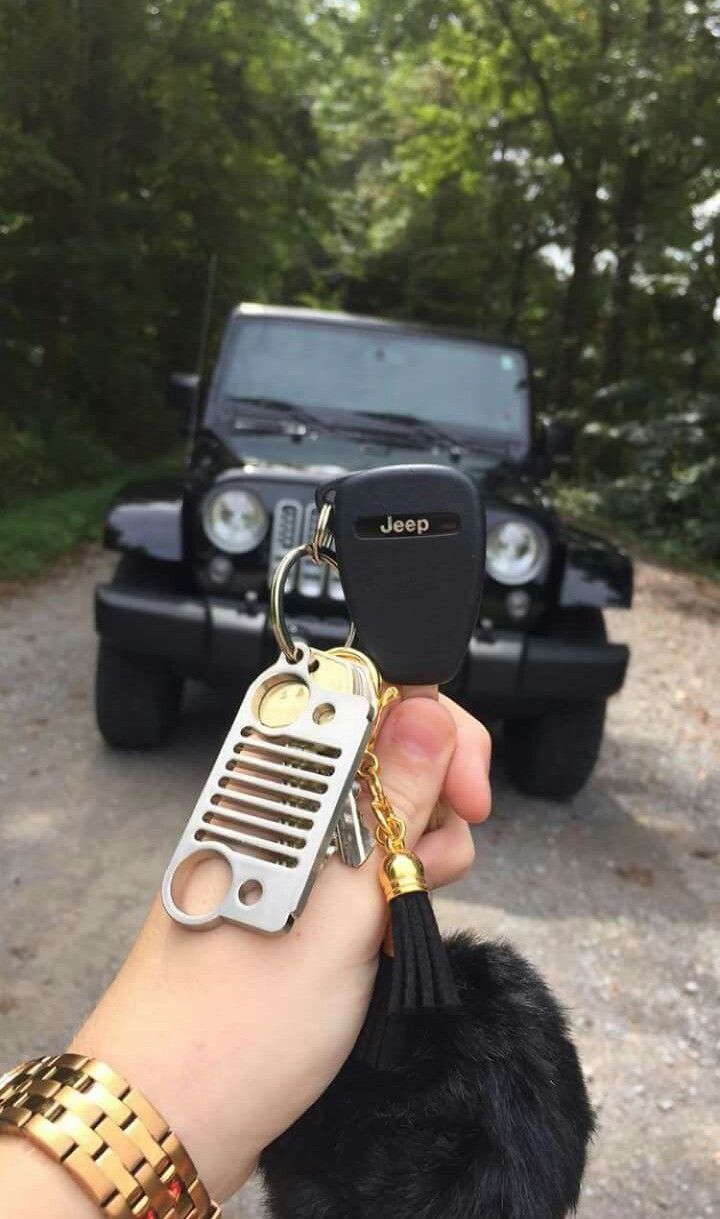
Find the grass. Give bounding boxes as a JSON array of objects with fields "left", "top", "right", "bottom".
[{"left": 0, "top": 457, "right": 182, "bottom": 582}]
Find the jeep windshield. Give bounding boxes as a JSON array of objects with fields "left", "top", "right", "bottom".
[{"left": 213, "top": 315, "right": 531, "bottom": 457}]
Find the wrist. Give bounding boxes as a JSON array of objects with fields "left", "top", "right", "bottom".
[
  {"left": 0, "top": 1137, "right": 100, "bottom": 1219},
  {"left": 69, "top": 897, "right": 262, "bottom": 1202},
  {"left": 1, "top": 1053, "right": 225, "bottom": 1218}
]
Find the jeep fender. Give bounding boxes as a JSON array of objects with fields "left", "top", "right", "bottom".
[
  {"left": 557, "top": 523, "right": 633, "bottom": 609},
  {"left": 103, "top": 478, "right": 186, "bottom": 563}
]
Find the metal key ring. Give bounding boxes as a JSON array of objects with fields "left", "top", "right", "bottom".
[
  {"left": 270, "top": 542, "right": 357, "bottom": 662},
  {"left": 309, "top": 501, "right": 334, "bottom": 564}
]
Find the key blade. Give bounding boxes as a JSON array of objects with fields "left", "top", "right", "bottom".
[{"left": 334, "top": 787, "right": 375, "bottom": 868}]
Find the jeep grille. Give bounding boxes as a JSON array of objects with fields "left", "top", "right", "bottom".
[{"left": 269, "top": 498, "right": 344, "bottom": 601}]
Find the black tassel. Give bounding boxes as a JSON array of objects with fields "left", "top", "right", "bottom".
[
  {"left": 261, "top": 934, "right": 595, "bottom": 1219},
  {"left": 353, "top": 852, "right": 459, "bottom": 1068}
]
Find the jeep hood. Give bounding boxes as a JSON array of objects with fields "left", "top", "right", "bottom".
[{"left": 214, "top": 431, "right": 553, "bottom": 521}]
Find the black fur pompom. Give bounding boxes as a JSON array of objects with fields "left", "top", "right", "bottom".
[{"left": 261, "top": 934, "right": 595, "bottom": 1219}]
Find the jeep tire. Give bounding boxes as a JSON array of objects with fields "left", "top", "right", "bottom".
[
  {"left": 503, "top": 608, "right": 607, "bottom": 800},
  {"left": 95, "top": 554, "right": 187, "bottom": 748},
  {"left": 96, "top": 642, "right": 183, "bottom": 749}
]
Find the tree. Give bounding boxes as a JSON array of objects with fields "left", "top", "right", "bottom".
[{"left": 0, "top": 0, "right": 326, "bottom": 453}]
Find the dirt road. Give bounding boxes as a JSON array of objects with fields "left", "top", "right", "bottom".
[{"left": 1, "top": 549, "right": 718, "bottom": 1217}]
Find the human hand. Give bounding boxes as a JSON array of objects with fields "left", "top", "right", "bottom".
[{"left": 70, "top": 692, "right": 491, "bottom": 1202}]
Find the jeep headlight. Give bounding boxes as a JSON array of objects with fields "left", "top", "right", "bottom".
[
  {"left": 201, "top": 486, "right": 268, "bottom": 554},
  {"left": 486, "top": 518, "right": 547, "bottom": 585}
]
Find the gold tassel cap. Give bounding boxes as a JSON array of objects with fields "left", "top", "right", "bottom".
[{"left": 380, "top": 851, "right": 428, "bottom": 901}]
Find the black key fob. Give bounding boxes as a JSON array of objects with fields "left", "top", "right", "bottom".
[{"left": 317, "top": 464, "right": 485, "bottom": 685}]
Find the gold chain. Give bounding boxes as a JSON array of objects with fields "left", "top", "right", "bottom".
[{"left": 358, "top": 684, "right": 408, "bottom": 854}]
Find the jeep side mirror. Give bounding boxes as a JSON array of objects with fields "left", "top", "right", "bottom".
[
  {"left": 167, "top": 372, "right": 200, "bottom": 416},
  {"left": 542, "top": 419, "right": 575, "bottom": 463}
]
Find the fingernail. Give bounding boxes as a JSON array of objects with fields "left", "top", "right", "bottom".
[{"left": 385, "top": 699, "right": 454, "bottom": 762}]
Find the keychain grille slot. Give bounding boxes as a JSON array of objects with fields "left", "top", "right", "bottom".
[
  {"left": 213, "top": 782, "right": 318, "bottom": 817},
  {"left": 218, "top": 775, "right": 320, "bottom": 813},
  {"left": 225, "top": 757, "right": 328, "bottom": 795},
  {"left": 239, "top": 726, "right": 342, "bottom": 760},
  {"left": 203, "top": 808, "right": 307, "bottom": 849},
  {"left": 233, "top": 740, "right": 334, "bottom": 776},
  {"left": 194, "top": 827, "right": 300, "bottom": 868}
]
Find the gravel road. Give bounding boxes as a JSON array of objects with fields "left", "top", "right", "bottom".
[{"left": 1, "top": 549, "right": 718, "bottom": 1217}]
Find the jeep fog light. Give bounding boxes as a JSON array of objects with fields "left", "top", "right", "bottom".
[
  {"left": 208, "top": 554, "right": 234, "bottom": 584},
  {"left": 486, "top": 518, "right": 547, "bottom": 585},
  {"left": 202, "top": 487, "right": 268, "bottom": 554},
  {"left": 506, "top": 589, "right": 531, "bottom": 620}
]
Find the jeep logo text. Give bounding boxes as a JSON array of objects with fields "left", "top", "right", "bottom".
[
  {"left": 354, "top": 512, "right": 460, "bottom": 539},
  {"left": 379, "top": 514, "right": 429, "bottom": 535}
]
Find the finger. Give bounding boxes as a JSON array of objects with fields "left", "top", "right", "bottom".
[
  {"left": 372, "top": 695, "right": 457, "bottom": 844},
  {"left": 399, "top": 684, "right": 438, "bottom": 702},
  {"left": 414, "top": 804, "right": 476, "bottom": 890},
  {"left": 399, "top": 687, "right": 443, "bottom": 828},
  {"left": 439, "top": 694, "right": 492, "bottom": 824}
]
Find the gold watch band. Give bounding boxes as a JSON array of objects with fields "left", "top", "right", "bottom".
[{"left": 0, "top": 1055, "right": 221, "bottom": 1219}]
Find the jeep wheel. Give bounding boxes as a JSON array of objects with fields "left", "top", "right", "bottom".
[
  {"left": 503, "top": 698, "right": 606, "bottom": 800},
  {"left": 95, "top": 642, "right": 183, "bottom": 749},
  {"left": 503, "top": 608, "right": 608, "bottom": 800}
]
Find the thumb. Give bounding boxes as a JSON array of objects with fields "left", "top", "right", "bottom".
[
  {"left": 370, "top": 695, "right": 457, "bottom": 848},
  {"left": 300, "top": 694, "right": 457, "bottom": 964}
]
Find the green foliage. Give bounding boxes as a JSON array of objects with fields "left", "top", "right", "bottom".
[
  {"left": 0, "top": 409, "right": 117, "bottom": 509},
  {"left": 0, "top": 456, "right": 181, "bottom": 581},
  {"left": 569, "top": 388, "right": 720, "bottom": 563},
  {"left": 0, "top": 0, "right": 718, "bottom": 571},
  {"left": 0, "top": 0, "right": 326, "bottom": 468},
  {"left": 307, "top": 0, "right": 720, "bottom": 568}
]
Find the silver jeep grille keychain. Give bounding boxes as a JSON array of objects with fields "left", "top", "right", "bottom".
[{"left": 162, "top": 520, "right": 377, "bottom": 934}]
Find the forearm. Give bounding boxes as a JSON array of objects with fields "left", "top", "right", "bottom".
[
  {"left": 0, "top": 695, "right": 488, "bottom": 1212},
  {"left": 0, "top": 874, "right": 266, "bottom": 1213},
  {"left": 67, "top": 887, "right": 274, "bottom": 1202}
]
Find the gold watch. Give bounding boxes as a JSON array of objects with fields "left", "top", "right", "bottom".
[{"left": 0, "top": 1054, "right": 221, "bottom": 1219}]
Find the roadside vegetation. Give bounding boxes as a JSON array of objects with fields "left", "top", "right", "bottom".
[
  {"left": 553, "top": 382, "right": 720, "bottom": 578},
  {"left": 0, "top": 456, "right": 181, "bottom": 582}
]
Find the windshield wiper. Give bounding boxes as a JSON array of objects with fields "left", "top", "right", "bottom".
[
  {"left": 352, "top": 410, "right": 467, "bottom": 456},
  {"left": 225, "top": 397, "right": 508, "bottom": 457},
  {"left": 332, "top": 416, "right": 428, "bottom": 450},
  {"left": 357, "top": 411, "right": 512, "bottom": 459},
  {"left": 225, "top": 396, "right": 330, "bottom": 436},
  {"left": 226, "top": 397, "right": 429, "bottom": 450},
  {"left": 232, "top": 420, "right": 309, "bottom": 438}
]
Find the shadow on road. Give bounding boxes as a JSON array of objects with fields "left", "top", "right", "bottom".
[{"left": 463, "top": 755, "right": 705, "bottom": 926}]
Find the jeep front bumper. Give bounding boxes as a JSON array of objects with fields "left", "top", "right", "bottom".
[{"left": 95, "top": 584, "right": 629, "bottom": 713}]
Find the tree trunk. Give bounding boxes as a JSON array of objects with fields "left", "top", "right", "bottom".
[
  {"left": 690, "top": 220, "right": 720, "bottom": 391},
  {"left": 552, "top": 182, "right": 601, "bottom": 407},
  {"left": 602, "top": 152, "right": 646, "bottom": 386},
  {"left": 549, "top": 0, "right": 613, "bottom": 407},
  {"left": 503, "top": 234, "right": 530, "bottom": 336}
]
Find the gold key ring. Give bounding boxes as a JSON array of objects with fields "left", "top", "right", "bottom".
[{"left": 270, "top": 542, "right": 357, "bottom": 662}]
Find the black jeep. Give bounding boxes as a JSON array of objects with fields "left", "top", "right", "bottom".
[{"left": 94, "top": 304, "right": 632, "bottom": 799}]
